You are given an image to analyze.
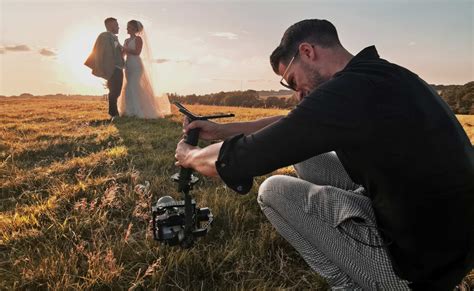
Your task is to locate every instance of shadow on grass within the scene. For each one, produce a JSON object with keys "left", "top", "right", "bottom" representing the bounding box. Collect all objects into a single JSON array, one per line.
[
  {"left": 88, "top": 119, "right": 113, "bottom": 127},
  {"left": 12, "top": 135, "right": 121, "bottom": 169},
  {"left": 112, "top": 116, "right": 181, "bottom": 173}
]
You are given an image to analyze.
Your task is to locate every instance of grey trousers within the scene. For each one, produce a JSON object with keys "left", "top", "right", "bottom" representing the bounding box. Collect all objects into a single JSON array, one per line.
[{"left": 257, "top": 152, "right": 410, "bottom": 290}]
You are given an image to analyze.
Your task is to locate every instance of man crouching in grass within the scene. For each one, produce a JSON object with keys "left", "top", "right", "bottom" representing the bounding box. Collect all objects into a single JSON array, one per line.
[{"left": 175, "top": 19, "right": 474, "bottom": 290}]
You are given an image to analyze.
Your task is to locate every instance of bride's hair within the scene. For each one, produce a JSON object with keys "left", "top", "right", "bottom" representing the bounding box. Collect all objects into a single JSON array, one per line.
[{"left": 128, "top": 20, "right": 144, "bottom": 33}]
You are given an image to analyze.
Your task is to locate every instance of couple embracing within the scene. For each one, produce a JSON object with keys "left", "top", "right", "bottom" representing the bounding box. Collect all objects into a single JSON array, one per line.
[{"left": 85, "top": 17, "right": 170, "bottom": 120}]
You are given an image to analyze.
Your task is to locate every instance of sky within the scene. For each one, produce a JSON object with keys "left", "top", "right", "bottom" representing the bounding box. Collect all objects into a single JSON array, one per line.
[{"left": 0, "top": 0, "right": 472, "bottom": 96}]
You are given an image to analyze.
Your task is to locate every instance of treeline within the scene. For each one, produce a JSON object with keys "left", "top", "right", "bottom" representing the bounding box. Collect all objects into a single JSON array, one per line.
[
  {"left": 168, "top": 82, "right": 473, "bottom": 114},
  {"left": 168, "top": 90, "right": 298, "bottom": 109},
  {"left": 434, "top": 82, "right": 473, "bottom": 114},
  {"left": 7, "top": 82, "right": 472, "bottom": 114}
]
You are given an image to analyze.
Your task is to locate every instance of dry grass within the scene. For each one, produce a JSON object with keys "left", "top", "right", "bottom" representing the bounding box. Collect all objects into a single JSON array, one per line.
[
  {"left": 0, "top": 96, "right": 472, "bottom": 290},
  {"left": 0, "top": 96, "right": 325, "bottom": 290},
  {"left": 456, "top": 115, "right": 474, "bottom": 142}
]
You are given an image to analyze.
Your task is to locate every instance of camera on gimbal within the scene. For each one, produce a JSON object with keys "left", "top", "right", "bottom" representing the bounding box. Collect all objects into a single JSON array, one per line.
[
  {"left": 151, "top": 102, "right": 234, "bottom": 248},
  {"left": 152, "top": 195, "right": 212, "bottom": 246}
]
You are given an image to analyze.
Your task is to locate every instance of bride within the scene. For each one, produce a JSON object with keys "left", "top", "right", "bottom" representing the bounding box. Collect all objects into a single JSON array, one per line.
[{"left": 118, "top": 20, "right": 171, "bottom": 118}]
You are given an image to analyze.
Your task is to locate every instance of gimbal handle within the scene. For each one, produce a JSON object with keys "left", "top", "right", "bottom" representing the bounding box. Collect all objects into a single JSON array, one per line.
[
  {"left": 174, "top": 101, "right": 234, "bottom": 147},
  {"left": 174, "top": 101, "right": 234, "bottom": 190},
  {"left": 174, "top": 101, "right": 235, "bottom": 122},
  {"left": 173, "top": 102, "right": 234, "bottom": 248}
]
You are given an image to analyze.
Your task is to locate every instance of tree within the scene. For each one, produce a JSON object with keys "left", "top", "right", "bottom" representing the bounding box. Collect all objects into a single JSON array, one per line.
[{"left": 265, "top": 96, "right": 286, "bottom": 108}]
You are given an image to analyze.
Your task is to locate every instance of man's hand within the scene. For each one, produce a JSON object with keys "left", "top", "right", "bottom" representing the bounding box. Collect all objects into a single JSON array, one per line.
[
  {"left": 183, "top": 118, "right": 224, "bottom": 141},
  {"left": 175, "top": 139, "right": 222, "bottom": 177},
  {"left": 175, "top": 139, "right": 199, "bottom": 168}
]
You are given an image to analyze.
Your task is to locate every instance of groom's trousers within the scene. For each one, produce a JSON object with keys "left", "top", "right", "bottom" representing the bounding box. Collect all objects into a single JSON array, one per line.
[
  {"left": 107, "top": 68, "right": 123, "bottom": 117},
  {"left": 257, "top": 152, "right": 410, "bottom": 290}
]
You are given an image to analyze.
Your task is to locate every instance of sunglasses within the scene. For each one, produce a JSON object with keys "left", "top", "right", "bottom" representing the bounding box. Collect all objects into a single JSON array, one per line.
[{"left": 279, "top": 50, "right": 299, "bottom": 91}]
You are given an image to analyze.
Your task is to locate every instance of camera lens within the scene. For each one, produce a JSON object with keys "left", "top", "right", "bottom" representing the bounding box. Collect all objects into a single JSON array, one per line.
[{"left": 157, "top": 196, "right": 175, "bottom": 207}]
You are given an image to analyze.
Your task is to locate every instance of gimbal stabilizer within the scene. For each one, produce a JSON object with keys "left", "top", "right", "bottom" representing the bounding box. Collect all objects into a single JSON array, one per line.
[{"left": 152, "top": 102, "right": 234, "bottom": 248}]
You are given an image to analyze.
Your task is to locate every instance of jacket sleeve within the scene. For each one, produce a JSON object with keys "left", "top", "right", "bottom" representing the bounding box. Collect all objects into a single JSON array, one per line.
[
  {"left": 216, "top": 76, "right": 371, "bottom": 194},
  {"left": 85, "top": 33, "right": 114, "bottom": 80},
  {"left": 84, "top": 36, "right": 99, "bottom": 70}
]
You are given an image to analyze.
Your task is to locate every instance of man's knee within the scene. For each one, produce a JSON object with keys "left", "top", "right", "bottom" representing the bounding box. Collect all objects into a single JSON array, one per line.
[
  {"left": 294, "top": 152, "right": 336, "bottom": 176},
  {"left": 257, "top": 175, "right": 289, "bottom": 206}
]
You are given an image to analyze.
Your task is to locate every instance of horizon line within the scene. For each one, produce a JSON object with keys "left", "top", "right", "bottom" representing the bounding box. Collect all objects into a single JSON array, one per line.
[{"left": 2, "top": 81, "right": 473, "bottom": 98}]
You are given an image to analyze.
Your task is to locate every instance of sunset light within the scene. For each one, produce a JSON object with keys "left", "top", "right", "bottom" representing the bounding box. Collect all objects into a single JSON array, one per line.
[
  {"left": 1, "top": 1, "right": 473, "bottom": 289},
  {"left": 56, "top": 24, "right": 105, "bottom": 95},
  {"left": 1, "top": 1, "right": 472, "bottom": 96}
]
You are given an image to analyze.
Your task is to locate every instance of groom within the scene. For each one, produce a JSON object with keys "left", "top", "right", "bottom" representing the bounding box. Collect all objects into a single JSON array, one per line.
[{"left": 85, "top": 17, "right": 124, "bottom": 119}]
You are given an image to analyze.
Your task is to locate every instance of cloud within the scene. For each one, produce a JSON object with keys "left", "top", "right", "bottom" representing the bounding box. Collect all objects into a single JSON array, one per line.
[
  {"left": 211, "top": 32, "right": 238, "bottom": 40},
  {"left": 2, "top": 45, "right": 57, "bottom": 57},
  {"left": 175, "top": 59, "right": 193, "bottom": 65},
  {"left": 154, "top": 58, "right": 170, "bottom": 64},
  {"left": 408, "top": 41, "right": 416, "bottom": 46},
  {"left": 191, "top": 37, "right": 205, "bottom": 43},
  {"left": 211, "top": 78, "right": 240, "bottom": 82},
  {"left": 247, "top": 79, "right": 272, "bottom": 83},
  {"left": 154, "top": 58, "right": 193, "bottom": 65},
  {"left": 5, "top": 44, "right": 31, "bottom": 52},
  {"left": 197, "top": 55, "right": 231, "bottom": 67},
  {"left": 39, "top": 48, "right": 56, "bottom": 57}
]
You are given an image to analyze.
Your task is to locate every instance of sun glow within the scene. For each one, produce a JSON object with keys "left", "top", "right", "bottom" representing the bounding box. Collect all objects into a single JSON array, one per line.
[{"left": 56, "top": 24, "right": 106, "bottom": 95}]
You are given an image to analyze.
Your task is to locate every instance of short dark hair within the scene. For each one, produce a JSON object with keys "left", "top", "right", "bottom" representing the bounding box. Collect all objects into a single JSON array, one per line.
[
  {"left": 270, "top": 19, "right": 341, "bottom": 74},
  {"left": 104, "top": 17, "right": 117, "bottom": 27}
]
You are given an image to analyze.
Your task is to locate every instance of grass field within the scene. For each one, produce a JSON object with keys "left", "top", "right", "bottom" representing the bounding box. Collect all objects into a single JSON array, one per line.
[{"left": 1, "top": 96, "right": 473, "bottom": 290}]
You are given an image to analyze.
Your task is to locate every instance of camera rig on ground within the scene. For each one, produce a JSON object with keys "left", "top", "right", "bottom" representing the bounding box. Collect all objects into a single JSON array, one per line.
[{"left": 151, "top": 102, "right": 234, "bottom": 248}]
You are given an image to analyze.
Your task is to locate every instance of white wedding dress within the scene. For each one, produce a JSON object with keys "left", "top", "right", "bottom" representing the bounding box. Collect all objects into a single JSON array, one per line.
[{"left": 118, "top": 37, "right": 171, "bottom": 118}]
